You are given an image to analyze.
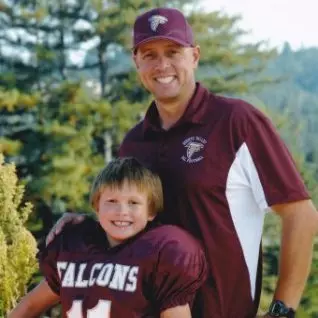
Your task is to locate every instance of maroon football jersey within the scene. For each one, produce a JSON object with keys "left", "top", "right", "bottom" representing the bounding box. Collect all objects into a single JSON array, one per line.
[
  {"left": 119, "top": 83, "right": 309, "bottom": 318},
  {"left": 40, "top": 219, "right": 207, "bottom": 318}
]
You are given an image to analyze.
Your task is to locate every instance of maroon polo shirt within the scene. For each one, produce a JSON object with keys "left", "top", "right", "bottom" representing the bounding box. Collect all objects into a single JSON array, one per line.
[{"left": 119, "top": 83, "right": 309, "bottom": 318}]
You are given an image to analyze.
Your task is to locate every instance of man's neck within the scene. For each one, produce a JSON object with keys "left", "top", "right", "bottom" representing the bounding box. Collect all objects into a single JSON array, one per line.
[
  {"left": 155, "top": 84, "right": 196, "bottom": 130},
  {"left": 155, "top": 100, "right": 187, "bottom": 130}
]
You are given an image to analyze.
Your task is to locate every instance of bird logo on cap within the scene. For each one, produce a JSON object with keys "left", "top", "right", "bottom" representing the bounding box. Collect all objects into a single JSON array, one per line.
[{"left": 148, "top": 15, "right": 168, "bottom": 32}]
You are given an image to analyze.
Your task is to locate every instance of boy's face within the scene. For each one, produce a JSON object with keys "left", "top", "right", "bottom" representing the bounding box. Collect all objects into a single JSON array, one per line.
[{"left": 97, "top": 180, "right": 154, "bottom": 247}]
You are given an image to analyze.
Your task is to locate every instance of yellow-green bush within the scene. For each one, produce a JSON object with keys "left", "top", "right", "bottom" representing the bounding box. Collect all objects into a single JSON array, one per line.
[{"left": 0, "top": 154, "right": 38, "bottom": 316}]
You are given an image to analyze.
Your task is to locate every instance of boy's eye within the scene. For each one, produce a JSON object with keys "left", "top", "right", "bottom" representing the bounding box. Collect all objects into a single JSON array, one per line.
[
  {"left": 129, "top": 200, "right": 139, "bottom": 205},
  {"left": 107, "top": 199, "right": 117, "bottom": 203}
]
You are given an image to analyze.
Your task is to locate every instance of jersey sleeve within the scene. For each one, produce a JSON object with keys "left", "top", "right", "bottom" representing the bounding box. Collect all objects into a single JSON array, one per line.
[
  {"left": 151, "top": 236, "right": 207, "bottom": 312},
  {"left": 38, "top": 234, "right": 62, "bottom": 295},
  {"left": 233, "top": 103, "right": 309, "bottom": 210}
]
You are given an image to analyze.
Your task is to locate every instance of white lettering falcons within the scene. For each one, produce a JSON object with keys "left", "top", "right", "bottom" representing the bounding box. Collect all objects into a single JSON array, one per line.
[
  {"left": 57, "top": 261, "right": 139, "bottom": 292},
  {"left": 148, "top": 15, "right": 168, "bottom": 32}
]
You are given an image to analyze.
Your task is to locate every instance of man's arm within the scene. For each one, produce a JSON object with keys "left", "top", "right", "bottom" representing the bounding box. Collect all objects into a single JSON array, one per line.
[
  {"left": 8, "top": 279, "right": 60, "bottom": 317},
  {"left": 270, "top": 199, "right": 318, "bottom": 310},
  {"left": 46, "top": 212, "right": 86, "bottom": 245},
  {"left": 160, "top": 304, "right": 191, "bottom": 318}
]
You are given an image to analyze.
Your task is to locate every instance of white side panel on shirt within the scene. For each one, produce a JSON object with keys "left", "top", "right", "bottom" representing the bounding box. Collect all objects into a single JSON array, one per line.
[{"left": 226, "top": 142, "right": 269, "bottom": 299}]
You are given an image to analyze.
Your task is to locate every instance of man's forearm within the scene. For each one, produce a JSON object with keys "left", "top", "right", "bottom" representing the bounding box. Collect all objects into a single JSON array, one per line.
[{"left": 272, "top": 201, "right": 318, "bottom": 309}]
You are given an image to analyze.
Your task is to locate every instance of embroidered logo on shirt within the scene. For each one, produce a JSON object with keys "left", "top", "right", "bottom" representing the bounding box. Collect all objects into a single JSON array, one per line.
[
  {"left": 148, "top": 15, "right": 168, "bottom": 32},
  {"left": 181, "top": 136, "right": 207, "bottom": 163}
]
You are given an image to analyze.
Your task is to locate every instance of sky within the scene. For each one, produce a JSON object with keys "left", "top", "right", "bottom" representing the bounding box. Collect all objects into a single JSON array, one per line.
[{"left": 201, "top": 0, "right": 317, "bottom": 49}]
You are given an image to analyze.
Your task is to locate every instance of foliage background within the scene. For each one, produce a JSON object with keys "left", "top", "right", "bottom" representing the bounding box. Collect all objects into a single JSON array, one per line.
[{"left": 0, "top": 154, "right": 37, "bottom": 316}]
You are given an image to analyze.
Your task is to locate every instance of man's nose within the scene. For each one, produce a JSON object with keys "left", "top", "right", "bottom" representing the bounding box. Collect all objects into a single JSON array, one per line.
[{"left": 154, "top": 55, "right": 171, "bottom": 70}]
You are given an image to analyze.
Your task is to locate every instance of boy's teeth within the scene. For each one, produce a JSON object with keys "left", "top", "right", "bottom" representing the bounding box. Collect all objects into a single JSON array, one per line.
[
  {"left": 156, "top": 76, "right": 174, "bottom": 84},
  {"left": 113, "top": 221, "right": 131, "bottom": 227}
]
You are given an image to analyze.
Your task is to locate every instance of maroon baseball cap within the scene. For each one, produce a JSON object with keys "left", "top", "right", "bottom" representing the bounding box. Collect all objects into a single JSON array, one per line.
[{"left": 133, "top": 7, "right": 194, "bottom": 51}]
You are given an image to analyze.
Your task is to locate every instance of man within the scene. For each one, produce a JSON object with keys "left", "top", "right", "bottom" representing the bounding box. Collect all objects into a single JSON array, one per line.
[{"left": 47, "top": 7, "right": 318, "bottom": 318}]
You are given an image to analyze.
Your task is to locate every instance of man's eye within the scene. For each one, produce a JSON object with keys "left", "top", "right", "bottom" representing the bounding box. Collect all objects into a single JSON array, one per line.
[
  {"left": 168, "top": 50, "right": 179, "bottom": 56},
  {"left": 143, "top": 53, "right": 154, "bottom": 59}
]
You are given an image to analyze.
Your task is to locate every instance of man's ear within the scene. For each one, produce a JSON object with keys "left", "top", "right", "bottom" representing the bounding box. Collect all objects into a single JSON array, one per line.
[
  {"left": 192, "top": 45, "right": 201, "bottom": 68},
  {"left": 132, "top": 50, "right": 139, "bottom": 69}
]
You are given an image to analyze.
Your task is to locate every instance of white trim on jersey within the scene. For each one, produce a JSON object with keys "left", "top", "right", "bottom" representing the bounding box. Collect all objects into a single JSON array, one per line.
[{"left": 225, "top": 142, "right": 269, "bottom": 299}]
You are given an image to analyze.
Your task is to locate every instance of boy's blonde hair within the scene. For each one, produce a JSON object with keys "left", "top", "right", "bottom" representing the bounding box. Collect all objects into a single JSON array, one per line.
[{"left": 90, "top": 157, "right": 163, "bottom": 217}]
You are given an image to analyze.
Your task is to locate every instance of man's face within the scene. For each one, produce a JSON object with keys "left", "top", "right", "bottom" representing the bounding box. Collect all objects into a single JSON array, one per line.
[{"left": 133, "top": 39, "right": 200, "bottom": 103}]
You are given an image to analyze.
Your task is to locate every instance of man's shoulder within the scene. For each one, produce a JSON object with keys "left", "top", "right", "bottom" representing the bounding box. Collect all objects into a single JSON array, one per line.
[
  {"left": 205, "top": 92, "right": 270, "bottom": 135},
  {"left": 119, "top": 119, "right": 151, "bottom": 157},
  {"left": 212, "top": 93, "right": 261, "bottom": 118},
  {"left": 122, "top": 119, "right": 144, "bottom": 142}
]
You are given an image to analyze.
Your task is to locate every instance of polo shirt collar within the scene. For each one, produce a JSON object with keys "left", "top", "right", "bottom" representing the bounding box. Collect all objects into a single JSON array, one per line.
[{"left": 142, "top": 82, "right": 209, "bottom": 134}]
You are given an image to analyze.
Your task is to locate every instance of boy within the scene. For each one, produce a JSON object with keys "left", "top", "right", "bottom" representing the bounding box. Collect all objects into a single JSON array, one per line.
[{"left": 9, "top": 157, "right": 207, "bottom": 317}]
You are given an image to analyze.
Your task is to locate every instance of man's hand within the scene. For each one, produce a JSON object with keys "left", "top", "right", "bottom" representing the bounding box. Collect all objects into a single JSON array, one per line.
[{"left": 46, "top": 212, "right": 86, "bottom": 245}]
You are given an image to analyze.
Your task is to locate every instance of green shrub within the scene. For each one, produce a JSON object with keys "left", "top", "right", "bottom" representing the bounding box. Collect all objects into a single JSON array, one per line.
[{"left": 0, "top": 154, "right": 38, "bottom": 316}]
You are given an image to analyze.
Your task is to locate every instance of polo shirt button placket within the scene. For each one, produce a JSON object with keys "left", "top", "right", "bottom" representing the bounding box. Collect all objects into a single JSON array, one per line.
[{"left": 158, "top": 133, "right": 168, "bottom": 164}]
